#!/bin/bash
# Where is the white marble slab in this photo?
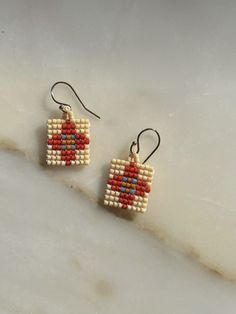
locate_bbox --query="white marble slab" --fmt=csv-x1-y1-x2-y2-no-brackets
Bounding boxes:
0,0,236,312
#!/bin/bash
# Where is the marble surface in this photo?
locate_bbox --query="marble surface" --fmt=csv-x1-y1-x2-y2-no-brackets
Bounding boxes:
0,0,236,313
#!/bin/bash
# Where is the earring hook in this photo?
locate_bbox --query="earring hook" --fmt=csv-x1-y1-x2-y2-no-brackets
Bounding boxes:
50,81,101,119
130,128,161,164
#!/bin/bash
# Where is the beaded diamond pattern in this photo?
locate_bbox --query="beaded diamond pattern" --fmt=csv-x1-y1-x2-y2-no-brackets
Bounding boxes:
104,156,154,213
46,116,90,166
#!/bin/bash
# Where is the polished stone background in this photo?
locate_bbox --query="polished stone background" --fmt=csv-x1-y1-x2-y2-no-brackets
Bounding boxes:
0,0,236,313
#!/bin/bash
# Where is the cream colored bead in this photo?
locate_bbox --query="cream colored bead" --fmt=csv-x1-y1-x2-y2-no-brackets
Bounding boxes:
47,124,52,129
47,150,52,155
52,161,56,165
114,202,118,207
109,174,113,179
48,130,52,134
56,161,61,165
46,160,51,165
71,161,75,165
52,119,57,123
127,205,131,210
104,200,109,206
52,151,57,155
106,189,110,195
112,159,117,164
105,195,109,200
118,203,122,208
48,135,52,139
84,159,90,165
48,119,52,123
111,191,115,196
47,145,52,150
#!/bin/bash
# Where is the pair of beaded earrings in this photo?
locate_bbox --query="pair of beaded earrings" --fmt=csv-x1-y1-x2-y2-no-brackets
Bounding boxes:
46,81,161,213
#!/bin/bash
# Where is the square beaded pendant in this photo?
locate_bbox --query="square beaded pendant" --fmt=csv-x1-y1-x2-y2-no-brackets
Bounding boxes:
46,110,90,166
104,153,154,213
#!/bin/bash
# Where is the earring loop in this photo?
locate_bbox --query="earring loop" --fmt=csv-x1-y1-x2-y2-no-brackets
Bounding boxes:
50,81,101,119
130,128,161,164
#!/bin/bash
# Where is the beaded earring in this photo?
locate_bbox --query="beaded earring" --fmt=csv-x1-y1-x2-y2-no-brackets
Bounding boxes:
104,128,161,213
46,81,100,166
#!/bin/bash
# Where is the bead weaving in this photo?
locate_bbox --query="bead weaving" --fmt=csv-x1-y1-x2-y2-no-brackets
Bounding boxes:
104,155,154,213
46,111,90,166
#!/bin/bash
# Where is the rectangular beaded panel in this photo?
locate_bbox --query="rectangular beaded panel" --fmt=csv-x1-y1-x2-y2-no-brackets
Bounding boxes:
104,158,154,213
46,118,90,166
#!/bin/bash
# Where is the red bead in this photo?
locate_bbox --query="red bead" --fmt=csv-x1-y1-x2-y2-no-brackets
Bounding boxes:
53,134,57,139
61,156,66,161
71,155,75,160
66,161,71,166
135,191,140,196
48,139,53,145
52,145,57,150
145,186,151,193
124,172,129,176
76,134,80,139
57,145,62,150
57,135,61,140
108,179,113,185
122,204,127,209
140,191,144,197
111,186,116,191
85,138,90,144
66,150,71,155
62,129,67,134
71,151,75,155
66,156,71,161
76,145,80,150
